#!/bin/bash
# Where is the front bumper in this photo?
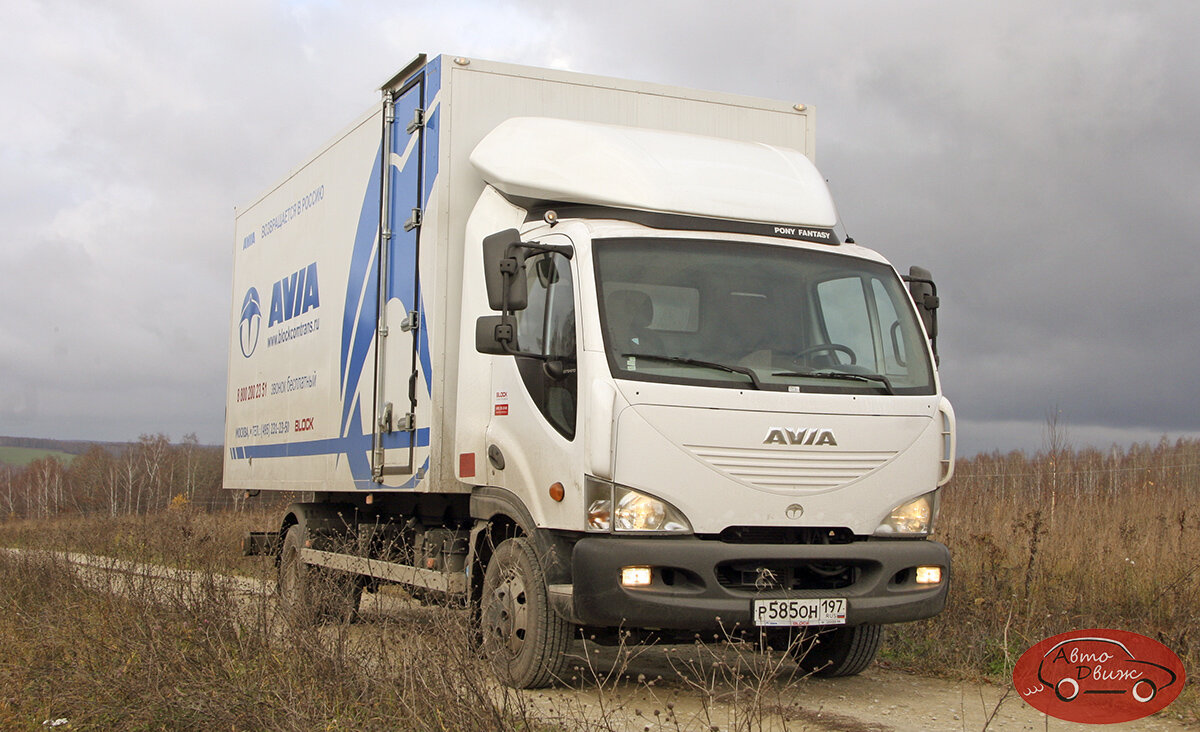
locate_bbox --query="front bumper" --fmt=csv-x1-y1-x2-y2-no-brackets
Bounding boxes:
570,535,949,630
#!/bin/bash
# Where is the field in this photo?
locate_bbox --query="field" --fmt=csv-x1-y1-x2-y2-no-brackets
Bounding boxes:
0,447,75,468
886,438,1200,722
0,439,1197,729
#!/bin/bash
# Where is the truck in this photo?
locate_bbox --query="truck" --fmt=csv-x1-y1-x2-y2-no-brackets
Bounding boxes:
227,54,955,689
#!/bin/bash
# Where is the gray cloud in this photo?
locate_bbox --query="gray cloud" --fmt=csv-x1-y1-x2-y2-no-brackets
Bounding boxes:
2,0,1198,455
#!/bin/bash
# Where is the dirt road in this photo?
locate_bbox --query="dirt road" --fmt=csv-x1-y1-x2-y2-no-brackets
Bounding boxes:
18,549,1192,732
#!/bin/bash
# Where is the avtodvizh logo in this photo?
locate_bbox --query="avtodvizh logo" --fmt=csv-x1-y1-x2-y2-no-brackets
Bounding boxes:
1014,628,1185,724
239,288,262,358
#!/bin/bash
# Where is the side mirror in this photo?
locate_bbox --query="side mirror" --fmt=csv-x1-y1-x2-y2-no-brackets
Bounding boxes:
475,315,517,355
482,229,528,311
482,229,575,313
905,265,940,362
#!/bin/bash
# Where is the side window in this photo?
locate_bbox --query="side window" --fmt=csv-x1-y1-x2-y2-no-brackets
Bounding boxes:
815,276,876,371
513,253,577,439
872,279,907,373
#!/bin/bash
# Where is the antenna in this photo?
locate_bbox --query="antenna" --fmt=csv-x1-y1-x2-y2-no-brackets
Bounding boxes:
825,178,855,244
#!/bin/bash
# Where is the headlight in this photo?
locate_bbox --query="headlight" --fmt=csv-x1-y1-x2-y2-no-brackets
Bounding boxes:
585,477,691,533
874,491,939,536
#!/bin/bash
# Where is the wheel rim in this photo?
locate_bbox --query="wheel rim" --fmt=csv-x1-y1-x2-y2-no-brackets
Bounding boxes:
485,561,530,658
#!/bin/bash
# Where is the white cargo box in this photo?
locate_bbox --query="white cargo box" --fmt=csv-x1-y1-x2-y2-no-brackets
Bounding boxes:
224,54,816,494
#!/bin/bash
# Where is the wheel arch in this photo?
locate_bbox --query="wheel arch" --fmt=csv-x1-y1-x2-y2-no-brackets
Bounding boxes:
469,486,575,602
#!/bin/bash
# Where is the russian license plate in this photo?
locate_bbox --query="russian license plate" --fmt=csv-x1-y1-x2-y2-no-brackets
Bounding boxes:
752,597,846,627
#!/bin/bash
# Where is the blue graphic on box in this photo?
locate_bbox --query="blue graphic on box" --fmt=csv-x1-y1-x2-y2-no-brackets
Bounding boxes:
231,59,440,489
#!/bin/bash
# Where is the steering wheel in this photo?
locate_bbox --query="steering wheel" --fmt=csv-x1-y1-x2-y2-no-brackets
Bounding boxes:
792,343,856,366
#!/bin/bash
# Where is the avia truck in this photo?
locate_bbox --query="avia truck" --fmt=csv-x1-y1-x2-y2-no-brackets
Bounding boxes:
227,54,955,689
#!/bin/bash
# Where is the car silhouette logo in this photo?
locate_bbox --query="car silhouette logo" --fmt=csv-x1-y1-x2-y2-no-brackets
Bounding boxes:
1037,637,1178,704
1015,628,1186,724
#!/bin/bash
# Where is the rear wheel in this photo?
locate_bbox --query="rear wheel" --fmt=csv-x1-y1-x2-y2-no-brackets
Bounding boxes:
278,523,361,623
480,537,571,688
792,624,882,677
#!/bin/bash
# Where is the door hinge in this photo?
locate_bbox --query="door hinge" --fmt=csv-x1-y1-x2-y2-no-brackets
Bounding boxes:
400,310,419,332
405,108,424,134
403,208,422,232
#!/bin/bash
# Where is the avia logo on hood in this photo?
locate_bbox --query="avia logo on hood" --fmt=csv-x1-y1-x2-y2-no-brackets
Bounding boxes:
269,262,320,326
763,428,837,446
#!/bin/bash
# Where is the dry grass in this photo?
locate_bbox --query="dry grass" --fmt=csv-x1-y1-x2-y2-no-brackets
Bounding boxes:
0,509,535,731
885,437,1200,722
2,438,1198,727
0,509,815,731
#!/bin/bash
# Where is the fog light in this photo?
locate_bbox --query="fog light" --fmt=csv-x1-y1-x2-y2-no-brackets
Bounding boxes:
621,566,652,587
915,566,943,584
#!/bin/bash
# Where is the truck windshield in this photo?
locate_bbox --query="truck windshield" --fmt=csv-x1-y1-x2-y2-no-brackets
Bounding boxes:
594,237,935,395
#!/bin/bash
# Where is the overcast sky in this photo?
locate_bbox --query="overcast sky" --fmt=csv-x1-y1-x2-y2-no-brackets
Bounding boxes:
2,0,1197,456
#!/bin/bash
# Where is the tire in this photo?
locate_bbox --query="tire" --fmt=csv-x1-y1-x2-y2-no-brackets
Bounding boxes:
792,623,882,677
480,537,571,688
278,523,361,624
279,524,310,621
1132,678,1157,703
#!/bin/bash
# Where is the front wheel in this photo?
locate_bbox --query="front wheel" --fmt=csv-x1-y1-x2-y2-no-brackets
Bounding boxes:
480,537,571,688
792,624,882,677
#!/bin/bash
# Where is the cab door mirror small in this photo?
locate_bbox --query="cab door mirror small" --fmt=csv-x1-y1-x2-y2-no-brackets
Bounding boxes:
482,229,528,311
475,314,517,355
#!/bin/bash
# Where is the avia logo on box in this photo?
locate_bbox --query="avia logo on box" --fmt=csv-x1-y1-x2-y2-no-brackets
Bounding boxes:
268,262,320,326
239,262,322,359
239,288,262,357
1014,629,1185,724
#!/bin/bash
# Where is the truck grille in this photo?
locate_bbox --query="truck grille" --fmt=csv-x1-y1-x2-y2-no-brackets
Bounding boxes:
716,560,858,592
715,526,855,544
684,444,894,493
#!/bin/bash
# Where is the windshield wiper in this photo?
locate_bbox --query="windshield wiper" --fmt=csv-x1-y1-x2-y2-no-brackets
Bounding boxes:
771,369,895,394
621,353,763,390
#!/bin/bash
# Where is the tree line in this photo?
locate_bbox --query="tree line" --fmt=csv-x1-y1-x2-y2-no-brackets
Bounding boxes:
1,434,231,519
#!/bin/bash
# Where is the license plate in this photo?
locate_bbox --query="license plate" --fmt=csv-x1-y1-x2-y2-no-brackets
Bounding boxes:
752,597,846,627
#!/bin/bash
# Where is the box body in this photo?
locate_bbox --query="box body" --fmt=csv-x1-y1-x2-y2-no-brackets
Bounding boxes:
224,55,815,494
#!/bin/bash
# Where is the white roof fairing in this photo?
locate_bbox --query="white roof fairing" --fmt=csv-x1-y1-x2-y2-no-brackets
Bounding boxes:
469,117,838,229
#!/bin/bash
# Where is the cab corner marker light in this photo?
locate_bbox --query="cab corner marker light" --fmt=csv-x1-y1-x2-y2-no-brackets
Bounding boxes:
915,566,943,585
549,482,565,502
621,566,652,587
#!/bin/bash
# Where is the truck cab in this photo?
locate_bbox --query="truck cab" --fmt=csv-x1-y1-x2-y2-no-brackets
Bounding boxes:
461,117,954,686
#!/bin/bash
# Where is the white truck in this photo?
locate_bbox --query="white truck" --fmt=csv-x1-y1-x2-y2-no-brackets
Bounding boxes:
227,54,955,688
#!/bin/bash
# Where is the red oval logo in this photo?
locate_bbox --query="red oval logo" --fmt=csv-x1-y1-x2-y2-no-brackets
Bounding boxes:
1013,629,1186,724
